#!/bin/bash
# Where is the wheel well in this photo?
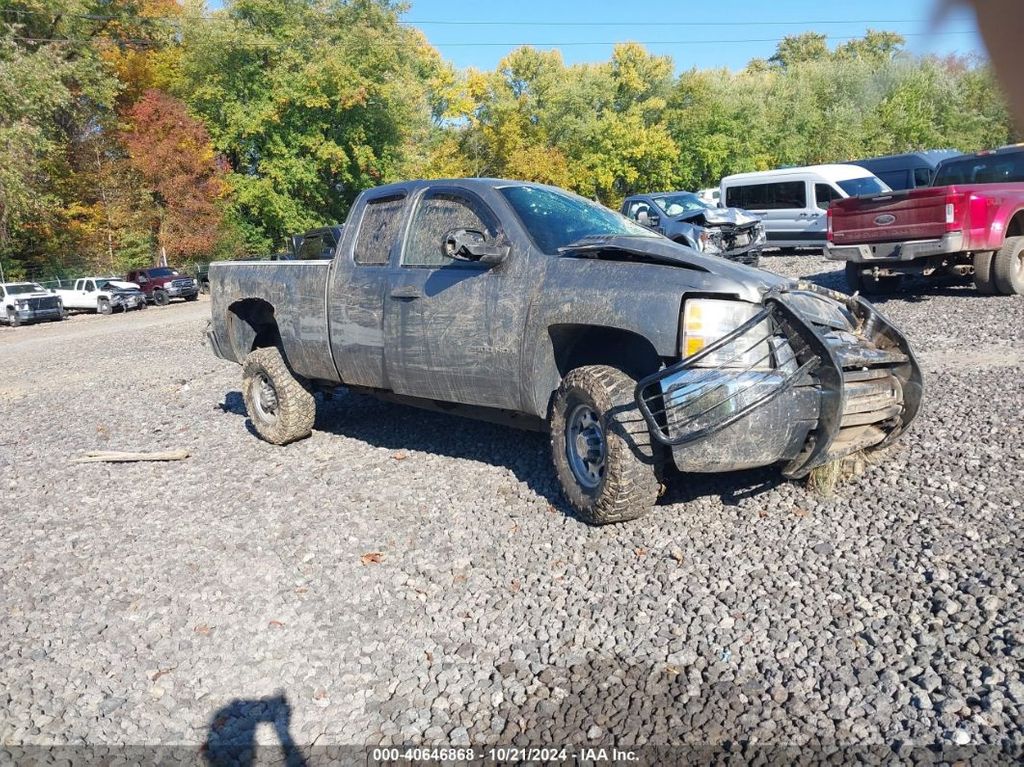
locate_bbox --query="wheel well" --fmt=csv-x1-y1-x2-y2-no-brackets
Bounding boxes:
548,324,662,382
227,298,281,360
1007,210,1024,238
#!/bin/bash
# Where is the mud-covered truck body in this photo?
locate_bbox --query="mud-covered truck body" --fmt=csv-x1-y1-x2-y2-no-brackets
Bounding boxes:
827,146,1024,294
209,179,922,523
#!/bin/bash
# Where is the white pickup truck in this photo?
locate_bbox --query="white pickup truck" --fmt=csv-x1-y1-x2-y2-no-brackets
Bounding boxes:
1,282,65,326
53,277,147,314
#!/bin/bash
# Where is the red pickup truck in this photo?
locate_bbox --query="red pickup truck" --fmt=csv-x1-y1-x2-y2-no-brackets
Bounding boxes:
826,146,1024,295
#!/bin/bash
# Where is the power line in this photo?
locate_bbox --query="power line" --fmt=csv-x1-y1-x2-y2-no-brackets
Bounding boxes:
10,31,977,49
3,8,943,27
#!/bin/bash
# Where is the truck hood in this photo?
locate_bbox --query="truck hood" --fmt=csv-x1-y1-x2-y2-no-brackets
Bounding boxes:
676,206,761,229
560,235,789,302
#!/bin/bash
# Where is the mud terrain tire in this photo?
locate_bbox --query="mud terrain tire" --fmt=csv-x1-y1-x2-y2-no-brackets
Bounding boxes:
242,347,316,445
550,365,662,524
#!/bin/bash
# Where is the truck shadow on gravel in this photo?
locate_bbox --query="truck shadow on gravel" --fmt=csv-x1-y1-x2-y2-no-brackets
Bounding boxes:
220,390,786,518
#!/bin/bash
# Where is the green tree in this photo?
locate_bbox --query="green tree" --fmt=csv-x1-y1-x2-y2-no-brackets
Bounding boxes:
175,0,444,254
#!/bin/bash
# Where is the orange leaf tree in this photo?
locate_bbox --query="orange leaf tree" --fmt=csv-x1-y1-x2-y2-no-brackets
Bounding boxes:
122,89,226,264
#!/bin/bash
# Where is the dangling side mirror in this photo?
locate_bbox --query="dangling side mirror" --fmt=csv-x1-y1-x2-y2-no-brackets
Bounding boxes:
443,229,509,265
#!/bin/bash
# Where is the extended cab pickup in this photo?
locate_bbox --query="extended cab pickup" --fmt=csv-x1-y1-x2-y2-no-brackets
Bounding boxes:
208,179,922,523
827,146,1024,295
53,277,146,314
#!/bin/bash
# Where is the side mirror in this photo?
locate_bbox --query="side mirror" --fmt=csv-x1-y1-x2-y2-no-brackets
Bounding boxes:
648,214,661,227
443,228,508,265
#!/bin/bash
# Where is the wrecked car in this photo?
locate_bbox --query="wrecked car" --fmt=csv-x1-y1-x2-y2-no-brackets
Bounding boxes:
208,179,922,524
622,191,765,266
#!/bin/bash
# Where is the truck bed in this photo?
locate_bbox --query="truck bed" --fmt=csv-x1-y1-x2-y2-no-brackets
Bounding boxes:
208,260,338,382
829,182,1024,251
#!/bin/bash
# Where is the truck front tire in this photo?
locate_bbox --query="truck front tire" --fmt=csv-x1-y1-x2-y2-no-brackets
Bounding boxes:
992,236,1024,295
153,289,170,306
241,347,316,445
98,298,112,315
550,365,662,524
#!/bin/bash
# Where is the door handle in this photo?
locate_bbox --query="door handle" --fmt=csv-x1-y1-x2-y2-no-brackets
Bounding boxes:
390,286,421,300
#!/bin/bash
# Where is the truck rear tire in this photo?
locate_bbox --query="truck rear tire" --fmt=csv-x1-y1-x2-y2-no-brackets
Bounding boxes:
153,289,170,306
242,346,316,445
549,365,662,524
992,236,1024,295
973,251,999,294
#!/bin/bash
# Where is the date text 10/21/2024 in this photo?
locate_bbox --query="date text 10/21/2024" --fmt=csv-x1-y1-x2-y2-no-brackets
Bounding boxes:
370,746,640,763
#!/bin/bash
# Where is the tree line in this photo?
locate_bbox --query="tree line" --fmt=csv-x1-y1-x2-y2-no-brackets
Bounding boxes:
0,0,1016,280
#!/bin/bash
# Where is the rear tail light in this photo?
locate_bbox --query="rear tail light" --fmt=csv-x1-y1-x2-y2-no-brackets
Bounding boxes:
944,192,965,232
826,207,834,242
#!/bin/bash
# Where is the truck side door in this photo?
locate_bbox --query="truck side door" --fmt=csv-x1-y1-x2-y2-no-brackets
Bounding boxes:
383,186,524,410
327,191,409,388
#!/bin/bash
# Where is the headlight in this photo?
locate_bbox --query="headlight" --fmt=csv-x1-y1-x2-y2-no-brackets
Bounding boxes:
697,230,722,254
680,299,773,370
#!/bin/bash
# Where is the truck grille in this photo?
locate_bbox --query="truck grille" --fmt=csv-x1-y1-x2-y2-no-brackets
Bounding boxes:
171,279,193,289
28,296,61,310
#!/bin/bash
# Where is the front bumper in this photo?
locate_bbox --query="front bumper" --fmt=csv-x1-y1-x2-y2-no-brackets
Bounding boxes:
635,286,922,476
826,231,964,263
163,282,199,298
13,307,63,323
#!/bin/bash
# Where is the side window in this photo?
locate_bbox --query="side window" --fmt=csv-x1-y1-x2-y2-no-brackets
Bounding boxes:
913,167,932,187
814,183,841,210
624,200,647,220
353,195,406,265
726,181,805,210
85,280,95,292
403,192,497,268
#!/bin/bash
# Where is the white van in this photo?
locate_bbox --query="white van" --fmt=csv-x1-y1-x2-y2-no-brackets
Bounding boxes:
719,164,889,250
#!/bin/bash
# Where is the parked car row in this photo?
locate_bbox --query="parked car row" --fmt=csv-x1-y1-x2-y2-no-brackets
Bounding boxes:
1,267,201,327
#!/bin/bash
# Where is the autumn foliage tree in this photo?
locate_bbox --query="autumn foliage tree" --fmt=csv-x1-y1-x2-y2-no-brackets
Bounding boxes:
121,89,226,263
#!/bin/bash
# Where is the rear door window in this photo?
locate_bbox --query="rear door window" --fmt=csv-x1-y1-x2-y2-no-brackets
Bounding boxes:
726,181,806,210
913,167,933,187
353,195,406,265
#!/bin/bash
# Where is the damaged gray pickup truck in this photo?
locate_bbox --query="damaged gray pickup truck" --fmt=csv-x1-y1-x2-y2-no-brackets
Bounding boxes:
208,179,923,524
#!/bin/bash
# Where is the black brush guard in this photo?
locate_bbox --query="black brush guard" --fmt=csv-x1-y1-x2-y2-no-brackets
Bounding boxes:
634,285,922,479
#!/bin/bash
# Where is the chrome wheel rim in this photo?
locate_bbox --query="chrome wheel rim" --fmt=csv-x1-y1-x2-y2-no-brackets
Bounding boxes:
566,403,606,489
253,373,279,422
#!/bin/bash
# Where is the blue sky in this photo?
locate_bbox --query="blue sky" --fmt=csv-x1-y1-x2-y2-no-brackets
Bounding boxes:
398,0,985,72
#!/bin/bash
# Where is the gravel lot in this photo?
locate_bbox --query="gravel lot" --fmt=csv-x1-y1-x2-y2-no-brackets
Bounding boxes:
2,255,1023,757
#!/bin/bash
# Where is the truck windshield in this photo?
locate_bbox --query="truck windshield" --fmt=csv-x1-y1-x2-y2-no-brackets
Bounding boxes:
147,267,179,277
932,152,1024,186
836,177,890,197
6,283,44,294
650,192,712,216
500,185,658,255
